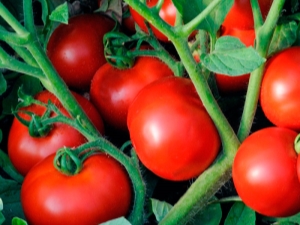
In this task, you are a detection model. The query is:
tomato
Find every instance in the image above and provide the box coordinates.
[90,56,174,131]
[260,47,300,131]
[21,153,132,225]
[47,13,115,90]
[127,76,220,181]
[232,127,300,217]
[222,0,273,30]
[8,90,104,176]
[129,0,177,42]
[215,27,255,94]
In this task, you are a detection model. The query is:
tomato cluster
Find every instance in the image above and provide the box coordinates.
[4,0,300,224]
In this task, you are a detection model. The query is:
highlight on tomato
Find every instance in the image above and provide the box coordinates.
[232,127,300,217]
[127,76,221,181]
[8,90,104,176]
[47,13,115,90]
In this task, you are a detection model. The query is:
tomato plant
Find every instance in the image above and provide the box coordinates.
[260,47,300,131]
[127,76,221,181]
[90,56,174,131]
[47,13,115,90]
[21,153,132,225]
[233,127,300,217]
[222,0,273,30]
[7,90,104,176]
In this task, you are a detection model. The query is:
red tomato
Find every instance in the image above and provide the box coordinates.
[127,76,221,181]
[90,56,174,131]
[215,27,255,94]
[21,153,132,225]
[232,127,300,217]
[222,0,273,30]
[260,47,300,131]
[8,90,104,176]
[129,0,177,42]
[47,14,115,90]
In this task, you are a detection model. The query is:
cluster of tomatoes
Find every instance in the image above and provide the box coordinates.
[5,0,300,224]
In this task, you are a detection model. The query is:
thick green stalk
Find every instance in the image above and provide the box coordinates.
[237,0,286,141]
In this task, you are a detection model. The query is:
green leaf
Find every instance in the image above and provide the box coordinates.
[187,201,222,225]
[0,73,7,95]
[11,217,28,225]
[49,2,69,24]
[100,217,132,225]
[224,202,256,225]
[201,36,266,75]
[173,0,233,35]
[268,21,298,56]
[150,198,173,222]
[0,176,24,224]
[0,150,24,183]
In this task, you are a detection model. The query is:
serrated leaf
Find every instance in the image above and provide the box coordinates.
[201,36,265,75]
[224,202,256,225]
[268,21,298,56]
[11,217,28,225]
[49,2,69,24]
[150,198,173,222]
[173,0,233,35]
[0,73,7,95]
[100,217,131,225]
[187,200,222,225]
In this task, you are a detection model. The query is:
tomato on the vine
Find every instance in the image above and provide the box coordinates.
[47,13,115,90]
[21,153,132,225]
[233,127,300,217]
[90,56,174,131]
[127,76,221,181]
[260,47,300,131]
[8,90,104,176]
[129,0,177,42]
[215,27,255,94]
[222,0,273,30]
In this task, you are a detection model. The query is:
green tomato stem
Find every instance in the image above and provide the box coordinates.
[237,0,286,141]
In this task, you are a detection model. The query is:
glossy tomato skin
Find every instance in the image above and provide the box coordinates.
[127,76,221,181]
[129,0,176,42]
[222,0,273,30]
[8,90,104,176]
[90,56,174,131]
[233,127,300,217]
[47,14,115,90]
[21,153,132,225]
[215,27,255,94]
[260,47,300,131]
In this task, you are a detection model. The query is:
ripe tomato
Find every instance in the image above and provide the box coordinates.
[260,47,300,131]
[222,0,273,30]
[90,56,174,131]
[21,153,132,225]
[127,76,221,181]
[215,27,255,94]
[129,0,177,42]
[47,13,115,90]
[233,127,300,217]
[8,90,104,176]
